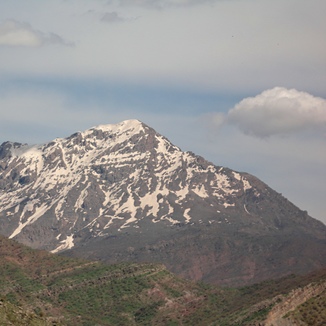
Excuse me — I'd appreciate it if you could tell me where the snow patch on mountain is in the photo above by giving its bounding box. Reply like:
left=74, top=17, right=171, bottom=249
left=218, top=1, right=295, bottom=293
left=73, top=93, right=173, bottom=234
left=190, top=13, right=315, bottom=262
left=51, top=234, right=75, bottom=253
left=9, top=202, right=49, bottom=239
left=0, top=119, right=259, bottom=252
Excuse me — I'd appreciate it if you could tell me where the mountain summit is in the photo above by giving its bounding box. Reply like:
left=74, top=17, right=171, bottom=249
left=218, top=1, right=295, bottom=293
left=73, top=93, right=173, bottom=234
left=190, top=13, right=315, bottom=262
left=0, top=119, right=325, bottom=285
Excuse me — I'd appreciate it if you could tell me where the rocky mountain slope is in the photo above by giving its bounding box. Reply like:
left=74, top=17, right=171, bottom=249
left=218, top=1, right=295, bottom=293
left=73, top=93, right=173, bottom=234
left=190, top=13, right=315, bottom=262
left=1, top=235, right=325, bottom=326
left=0, top=119, right=325, bottom=285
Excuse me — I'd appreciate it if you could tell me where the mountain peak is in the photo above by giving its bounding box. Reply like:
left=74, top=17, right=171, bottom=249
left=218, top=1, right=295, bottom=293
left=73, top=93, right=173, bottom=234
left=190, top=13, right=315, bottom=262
left=81, top=119, right=145, bottom=138
left=0, top=119, right=325, bottom=286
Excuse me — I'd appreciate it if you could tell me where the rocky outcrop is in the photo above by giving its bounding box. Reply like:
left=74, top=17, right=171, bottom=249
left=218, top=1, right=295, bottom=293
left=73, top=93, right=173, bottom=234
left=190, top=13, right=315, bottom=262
left=264, top=281, right=326, bottom=326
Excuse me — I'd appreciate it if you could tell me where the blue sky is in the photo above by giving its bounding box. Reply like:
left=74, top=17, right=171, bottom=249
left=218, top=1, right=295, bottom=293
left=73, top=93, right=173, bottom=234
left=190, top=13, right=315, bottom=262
left=0, top=0, right=325, bottom=223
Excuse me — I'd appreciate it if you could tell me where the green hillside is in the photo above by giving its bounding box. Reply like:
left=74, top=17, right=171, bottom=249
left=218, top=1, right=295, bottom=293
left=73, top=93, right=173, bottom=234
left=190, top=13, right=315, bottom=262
left=0, top=235, right=325, bottom=325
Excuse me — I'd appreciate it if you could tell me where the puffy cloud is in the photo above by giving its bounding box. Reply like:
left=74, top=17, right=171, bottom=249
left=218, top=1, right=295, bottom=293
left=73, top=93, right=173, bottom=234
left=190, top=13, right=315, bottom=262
left=0, top=20, right=72, bottom=47
left=224, top=88, right=326, bottom=138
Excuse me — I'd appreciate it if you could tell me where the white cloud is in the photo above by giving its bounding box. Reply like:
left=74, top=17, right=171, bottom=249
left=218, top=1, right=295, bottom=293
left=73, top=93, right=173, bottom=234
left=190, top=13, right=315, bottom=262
left=0, top=20, right=72, bottom=47
left=221, top=87, right=326, bottom=138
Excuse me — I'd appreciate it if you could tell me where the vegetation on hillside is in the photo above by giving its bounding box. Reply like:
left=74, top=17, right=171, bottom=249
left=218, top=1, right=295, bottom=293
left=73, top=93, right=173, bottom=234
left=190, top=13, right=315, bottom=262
left=0, top=235, right=325, bottom=325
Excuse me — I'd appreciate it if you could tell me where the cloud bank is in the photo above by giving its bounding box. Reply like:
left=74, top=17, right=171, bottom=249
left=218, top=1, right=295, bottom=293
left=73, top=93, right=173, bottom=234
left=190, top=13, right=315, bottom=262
left=218, top=88, right=326, bottom=138
left=0, top=20, right=72, bottom=47
left=0, top=1, right=325, bottom=94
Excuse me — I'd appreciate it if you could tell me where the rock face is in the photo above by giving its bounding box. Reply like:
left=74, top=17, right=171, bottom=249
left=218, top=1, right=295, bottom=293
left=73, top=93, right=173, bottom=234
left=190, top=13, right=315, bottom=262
left=0, top=119, right=325, bottom=286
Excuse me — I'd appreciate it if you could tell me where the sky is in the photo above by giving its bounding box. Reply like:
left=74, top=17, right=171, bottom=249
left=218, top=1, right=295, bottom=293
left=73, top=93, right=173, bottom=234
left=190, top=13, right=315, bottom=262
left=0, top=0, right=325, bottom=224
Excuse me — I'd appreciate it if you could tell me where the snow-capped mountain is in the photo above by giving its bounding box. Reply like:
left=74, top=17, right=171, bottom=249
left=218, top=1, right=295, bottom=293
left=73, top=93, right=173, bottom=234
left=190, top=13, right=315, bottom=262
left=0, top=119, right=325, bottom=285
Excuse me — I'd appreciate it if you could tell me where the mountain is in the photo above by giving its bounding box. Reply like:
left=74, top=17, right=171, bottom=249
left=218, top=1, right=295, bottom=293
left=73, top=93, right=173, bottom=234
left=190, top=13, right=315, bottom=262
left=1, top=234, right=325, bottom=326
left=0, top=119, right=325, bottom=286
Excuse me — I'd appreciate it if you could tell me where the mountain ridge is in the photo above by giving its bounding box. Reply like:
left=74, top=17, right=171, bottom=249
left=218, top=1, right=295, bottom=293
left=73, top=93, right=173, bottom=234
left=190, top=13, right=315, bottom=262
left=0, top=119, right=325, bottom=286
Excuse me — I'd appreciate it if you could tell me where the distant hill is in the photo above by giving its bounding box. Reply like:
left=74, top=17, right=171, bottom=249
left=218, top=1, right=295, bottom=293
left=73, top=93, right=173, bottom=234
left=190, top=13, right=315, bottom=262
left=0, top=119, right=325, bottom=286
left=0, top=235, right=325, bottom=325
